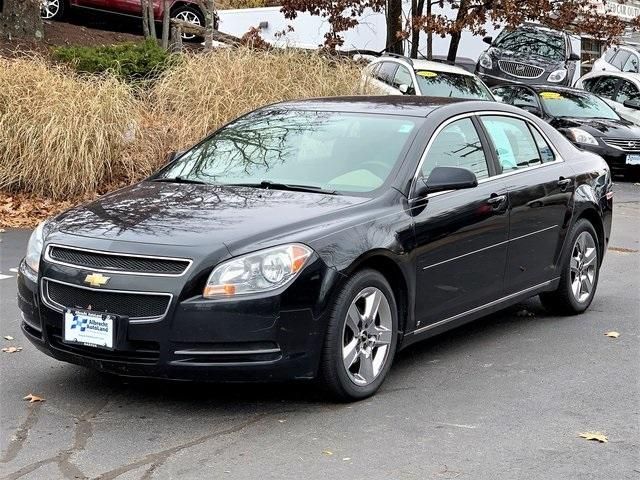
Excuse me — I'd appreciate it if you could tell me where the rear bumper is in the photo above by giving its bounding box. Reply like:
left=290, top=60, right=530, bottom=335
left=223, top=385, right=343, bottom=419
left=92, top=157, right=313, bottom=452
left=18, top=257, right=342, bottom=382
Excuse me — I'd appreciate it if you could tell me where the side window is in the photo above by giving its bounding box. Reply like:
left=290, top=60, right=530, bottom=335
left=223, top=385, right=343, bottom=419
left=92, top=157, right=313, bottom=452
left=480, top=116, right=542, bottom=171
left=529, top=128, right=555, bottom=163
left=582, top=78, right=599, bottom=92
left=421, top=118, right=489, bottom=180
left=623, top=53, right=639, bottom=73
left=604, top=47, right=618, bottom=63
left=377, top=62, right=399, bottom=85
left=368, top=63, right=381, bottom=77
left=611, top=50, right=631, bottom=70
left=392, top=65, right=414, bottom=93
left=491, top=86, right=512, bottom=102
left=616, top=80, right=640, bottom=103
left=592, top=77, right=619, bottom=99
left=510, top=87, right=540, bottom=114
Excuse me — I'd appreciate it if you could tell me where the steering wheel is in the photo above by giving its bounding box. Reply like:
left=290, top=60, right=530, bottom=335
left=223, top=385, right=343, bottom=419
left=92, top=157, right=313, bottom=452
left=359, top=160, right=389, bottom=179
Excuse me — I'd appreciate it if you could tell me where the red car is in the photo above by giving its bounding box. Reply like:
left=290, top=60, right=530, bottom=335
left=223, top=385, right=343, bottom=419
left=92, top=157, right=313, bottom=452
left=41, top=0, right=215, bottom=38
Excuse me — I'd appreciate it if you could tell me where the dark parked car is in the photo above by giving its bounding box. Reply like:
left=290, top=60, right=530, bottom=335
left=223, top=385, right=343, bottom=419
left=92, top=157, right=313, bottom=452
left=476, top=24, right=580, bottom=87
left=492, top=83, right=640, bottom=177
left=40, top=0, right=217, bottom=39
left=18, top=97, right=612, bottom=400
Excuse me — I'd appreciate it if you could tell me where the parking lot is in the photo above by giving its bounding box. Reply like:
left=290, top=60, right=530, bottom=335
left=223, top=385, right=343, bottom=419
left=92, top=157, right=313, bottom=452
left=0, top=181, right=638, bottom=480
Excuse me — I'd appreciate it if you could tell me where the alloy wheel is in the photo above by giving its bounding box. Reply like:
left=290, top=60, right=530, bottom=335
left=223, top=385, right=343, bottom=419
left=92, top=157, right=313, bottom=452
left=570, top=231, right=597, bottom=303
left=173, top=11, right=201, bottom=40
left=41, top=0, right=60, bottom=19
left=341, top=287, right=393, bottom=386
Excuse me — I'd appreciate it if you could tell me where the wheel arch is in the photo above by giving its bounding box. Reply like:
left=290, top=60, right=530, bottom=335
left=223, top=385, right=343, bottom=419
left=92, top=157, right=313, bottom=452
left=574, top=206, right=606, bottom=262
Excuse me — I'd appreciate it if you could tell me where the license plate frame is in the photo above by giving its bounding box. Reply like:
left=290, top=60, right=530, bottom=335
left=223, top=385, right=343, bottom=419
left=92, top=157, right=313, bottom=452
left=63, top=309, right=116, bottom=351
left=626, top=154, right=640, bottom=165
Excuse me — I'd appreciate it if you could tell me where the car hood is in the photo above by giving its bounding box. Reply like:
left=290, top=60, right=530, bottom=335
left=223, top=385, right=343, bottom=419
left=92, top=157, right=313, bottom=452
left=550, top=117, right=640, bottom=137
left=52, top=182, right=368, bottom=249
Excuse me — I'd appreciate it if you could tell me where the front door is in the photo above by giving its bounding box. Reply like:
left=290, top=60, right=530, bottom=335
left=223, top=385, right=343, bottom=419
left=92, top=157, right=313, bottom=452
left=412, top=117, right=510, bottom=328
left=478, top=114, right=574, bottom=294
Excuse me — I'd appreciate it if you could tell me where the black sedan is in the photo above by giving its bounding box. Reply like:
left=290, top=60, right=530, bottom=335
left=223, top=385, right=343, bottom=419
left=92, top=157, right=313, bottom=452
left=18, top=97, right=613, bottom=401
left=491, top=84, right=640, bottom=178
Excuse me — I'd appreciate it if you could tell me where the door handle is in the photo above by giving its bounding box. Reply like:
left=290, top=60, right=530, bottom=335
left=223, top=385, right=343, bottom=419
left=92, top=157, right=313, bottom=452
left=487, top=194, right=507, bottom=207
left=558, top=177, right=573, bottom=190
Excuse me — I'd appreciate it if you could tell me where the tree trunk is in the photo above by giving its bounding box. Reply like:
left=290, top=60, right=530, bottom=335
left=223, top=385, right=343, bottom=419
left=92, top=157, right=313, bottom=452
left=446, top=0, right=469, bottom=62
left=386, top=0, right=403, bottom=54
left=141, top=0, right=150, bottom=37
left=170, top=24, right=183, bottom=52
left=0, top=0, right=43, bottom=40
left=161, top=0, right=170, bottom=49
left=198, top=0, right=215, bottom=50
left=410, top=0, right=425, bottom=58
left=147, top=0, right=156, bottom=38
left=426, top=0, right=432, bottom=60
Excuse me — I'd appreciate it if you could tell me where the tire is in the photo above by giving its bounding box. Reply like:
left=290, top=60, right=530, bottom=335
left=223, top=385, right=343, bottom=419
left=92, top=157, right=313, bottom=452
left=41, top=0, right=65, bottom=20
left=170, top=5, right=204, bottom=42
left=540, top=219, right=601, bottom=315
left=318, top=269, right=398, bottom=401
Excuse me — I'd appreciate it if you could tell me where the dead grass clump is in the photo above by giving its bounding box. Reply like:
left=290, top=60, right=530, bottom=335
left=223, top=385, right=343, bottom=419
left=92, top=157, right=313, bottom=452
left=0, top=56, right=146, bottom=199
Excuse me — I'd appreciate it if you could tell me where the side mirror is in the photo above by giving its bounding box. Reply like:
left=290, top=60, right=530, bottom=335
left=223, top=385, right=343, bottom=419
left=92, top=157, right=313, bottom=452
left=415, top=166, right=478, bottom=197
left=568, top=52, right=580, bottom=61
left=483, top=36, right=493, bottom=45
left=623, top=98, right=640, bottom=110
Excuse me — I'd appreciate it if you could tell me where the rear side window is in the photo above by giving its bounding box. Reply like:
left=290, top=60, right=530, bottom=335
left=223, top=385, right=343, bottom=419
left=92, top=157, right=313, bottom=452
left=377, top=62, right=399, bottom=85
left=622, top=53, right=639, bottom=73
left=611, top=50, right=631, bottom=70
left=530, top=128, right=555, bottom=163
left=616, top=80, right=640, bottom=103
left=582, top=78, right=599, bottom=92
left=421, top=118, right=489, bottom=180
left=604, top=47, right=618, bottom=62
left=480, top=116, right=543, bottom=171
left=592, top=77, right=619, bottom=99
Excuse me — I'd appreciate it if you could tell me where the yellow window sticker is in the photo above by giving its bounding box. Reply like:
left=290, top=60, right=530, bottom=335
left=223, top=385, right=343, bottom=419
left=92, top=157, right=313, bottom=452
left=540, top=91, right=562, bottom=100
left=417, top=71, right=438, bottom=78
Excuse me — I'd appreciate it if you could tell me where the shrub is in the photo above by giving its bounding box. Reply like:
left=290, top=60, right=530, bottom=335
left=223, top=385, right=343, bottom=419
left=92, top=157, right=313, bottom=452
left=52, top=39, right=173, bottom=82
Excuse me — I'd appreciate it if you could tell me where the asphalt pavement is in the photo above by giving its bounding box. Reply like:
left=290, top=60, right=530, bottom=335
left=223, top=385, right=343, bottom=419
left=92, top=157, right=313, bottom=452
left=0, top=182, right=638, bottom=480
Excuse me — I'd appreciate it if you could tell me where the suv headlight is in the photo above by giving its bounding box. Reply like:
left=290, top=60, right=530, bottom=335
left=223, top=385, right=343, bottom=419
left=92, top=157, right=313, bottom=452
left=479, top=52, right=493, bottom=69
left=24, top=221, right=47, bottom=278
left=203, top=244, right=313, bottom=298
left=566, top=128, right=599, bottom=146
left=547, top=69, right=567, bottom=83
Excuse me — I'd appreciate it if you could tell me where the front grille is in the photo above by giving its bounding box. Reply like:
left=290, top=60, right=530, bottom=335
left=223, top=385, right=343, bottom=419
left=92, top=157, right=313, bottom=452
left=498, top=60, right=544, bottom=79
left=603, top=137, right=640, bottom=153
left=44, top=279, right=171, bottom=319
left=48, top=246, right=190, bottom=276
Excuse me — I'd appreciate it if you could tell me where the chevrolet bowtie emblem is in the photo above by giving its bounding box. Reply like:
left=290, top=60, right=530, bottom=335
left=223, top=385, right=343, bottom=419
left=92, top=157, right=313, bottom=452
left=84, top=273, right=110, bottom=287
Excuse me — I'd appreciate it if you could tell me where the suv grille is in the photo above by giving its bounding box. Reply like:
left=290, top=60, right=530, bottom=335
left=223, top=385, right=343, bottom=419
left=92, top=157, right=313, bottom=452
left=48, top=246, right=190, bottom=276
left=498, top=61, right=544, bottom=79
left=603, top=138, right=640, bottom=153
left=44, top=279, right=171, bottom=319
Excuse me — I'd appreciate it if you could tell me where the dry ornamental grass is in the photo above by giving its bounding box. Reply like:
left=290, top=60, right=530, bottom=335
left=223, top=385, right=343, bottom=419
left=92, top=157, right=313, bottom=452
left=0, top=48, right=370, bottom=225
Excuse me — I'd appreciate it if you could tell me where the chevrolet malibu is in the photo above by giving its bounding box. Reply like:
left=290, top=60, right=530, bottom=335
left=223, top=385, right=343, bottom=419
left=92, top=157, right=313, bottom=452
left=18, top=97, right=613, bottom=401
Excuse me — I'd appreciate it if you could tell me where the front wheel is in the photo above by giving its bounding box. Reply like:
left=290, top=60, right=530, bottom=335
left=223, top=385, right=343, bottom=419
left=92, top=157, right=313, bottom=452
left=540, top=219, right=600, bottom=315
left=170, top=5, right=204, bottom=41
left=318, top=269, right=398, bottom=401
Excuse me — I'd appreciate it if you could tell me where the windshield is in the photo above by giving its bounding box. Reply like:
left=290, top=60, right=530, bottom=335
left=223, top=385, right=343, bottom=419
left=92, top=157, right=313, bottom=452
left=154, top=110, right=420, bottom=194
left=414, top=71, right=493, bottom=100
left=538, top=91, right=619, bottom=119
left=494, top=28, right=565, bottom=61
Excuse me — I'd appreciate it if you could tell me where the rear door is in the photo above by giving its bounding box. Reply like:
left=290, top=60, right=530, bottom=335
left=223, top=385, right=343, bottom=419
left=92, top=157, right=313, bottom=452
left=478, top=114, right=574, bottom=294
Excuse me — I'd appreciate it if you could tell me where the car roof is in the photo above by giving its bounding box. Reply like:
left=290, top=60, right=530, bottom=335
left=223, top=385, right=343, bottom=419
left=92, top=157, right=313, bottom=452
left=264, top=96, right=523, bottom=118
left=373, top=56, right=474, bottom=76
left=581, top=71, right=640, bottom=82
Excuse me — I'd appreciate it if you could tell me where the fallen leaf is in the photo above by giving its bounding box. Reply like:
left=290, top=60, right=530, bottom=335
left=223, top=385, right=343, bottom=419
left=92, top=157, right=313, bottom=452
left=4, top=335, right=14, bottom=340
left=23, top=393, right=45, bottom=403
left=278, top=419, right=286, bottom=423
left=342, top=457, right=351, bottom=461
left=604, top=331, right=620, bottom=338
left=1, top=346, right=22, bottom=353
left=322, top=450, right=333, bottom=456
left=579, top=432, right=608, bottom=443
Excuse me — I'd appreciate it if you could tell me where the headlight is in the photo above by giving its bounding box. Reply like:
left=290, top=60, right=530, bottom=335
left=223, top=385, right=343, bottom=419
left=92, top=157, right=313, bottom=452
left=547, top=69, right=567, bottom=83
left=566, top=128, right=599, bottom=146
left=203, top=244, right=313, bottom=298
left=25, top=221, right=47, bottom=275
left=479, top=52, right=492, bottom=69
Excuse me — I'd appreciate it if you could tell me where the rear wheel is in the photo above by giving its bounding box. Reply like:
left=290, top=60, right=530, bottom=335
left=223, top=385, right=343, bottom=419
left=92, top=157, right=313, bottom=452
left=318, top=269, right=398, bottom=401
left=41, top=0, right=65, bottom=20
left=540, top=219, right=600, bottom=315
left=171, top=5, right=204, bottom=41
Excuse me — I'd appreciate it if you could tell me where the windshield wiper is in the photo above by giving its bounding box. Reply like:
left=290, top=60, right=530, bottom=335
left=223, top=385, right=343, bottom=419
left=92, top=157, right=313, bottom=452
left=151, top=176, right=209, bottom=185
left=225, top=180, right=336, bottom=195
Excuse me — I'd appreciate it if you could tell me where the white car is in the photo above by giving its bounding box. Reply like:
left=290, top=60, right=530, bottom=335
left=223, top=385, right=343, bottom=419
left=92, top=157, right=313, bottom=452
left=592, top=45, right=639, bottom=73
left=575, top=71, right=640, bottom=125
left=362, top=55, right=495, bottom=101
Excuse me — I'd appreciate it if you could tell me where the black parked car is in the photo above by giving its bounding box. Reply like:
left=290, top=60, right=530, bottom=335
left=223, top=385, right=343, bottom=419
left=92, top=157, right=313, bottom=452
left=476, top=24, right=580, bottom=87
left=18, top=97, right=612, bottom=401
left=492, top=84, right=640, bottom=177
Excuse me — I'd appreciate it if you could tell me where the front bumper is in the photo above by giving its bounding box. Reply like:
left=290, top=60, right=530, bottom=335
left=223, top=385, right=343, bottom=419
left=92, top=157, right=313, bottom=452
left=17, top=253, right=342, bottom=382
left=476, top=69, right=569, bottom=87
left=575, top=142, right=640, bottom=176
